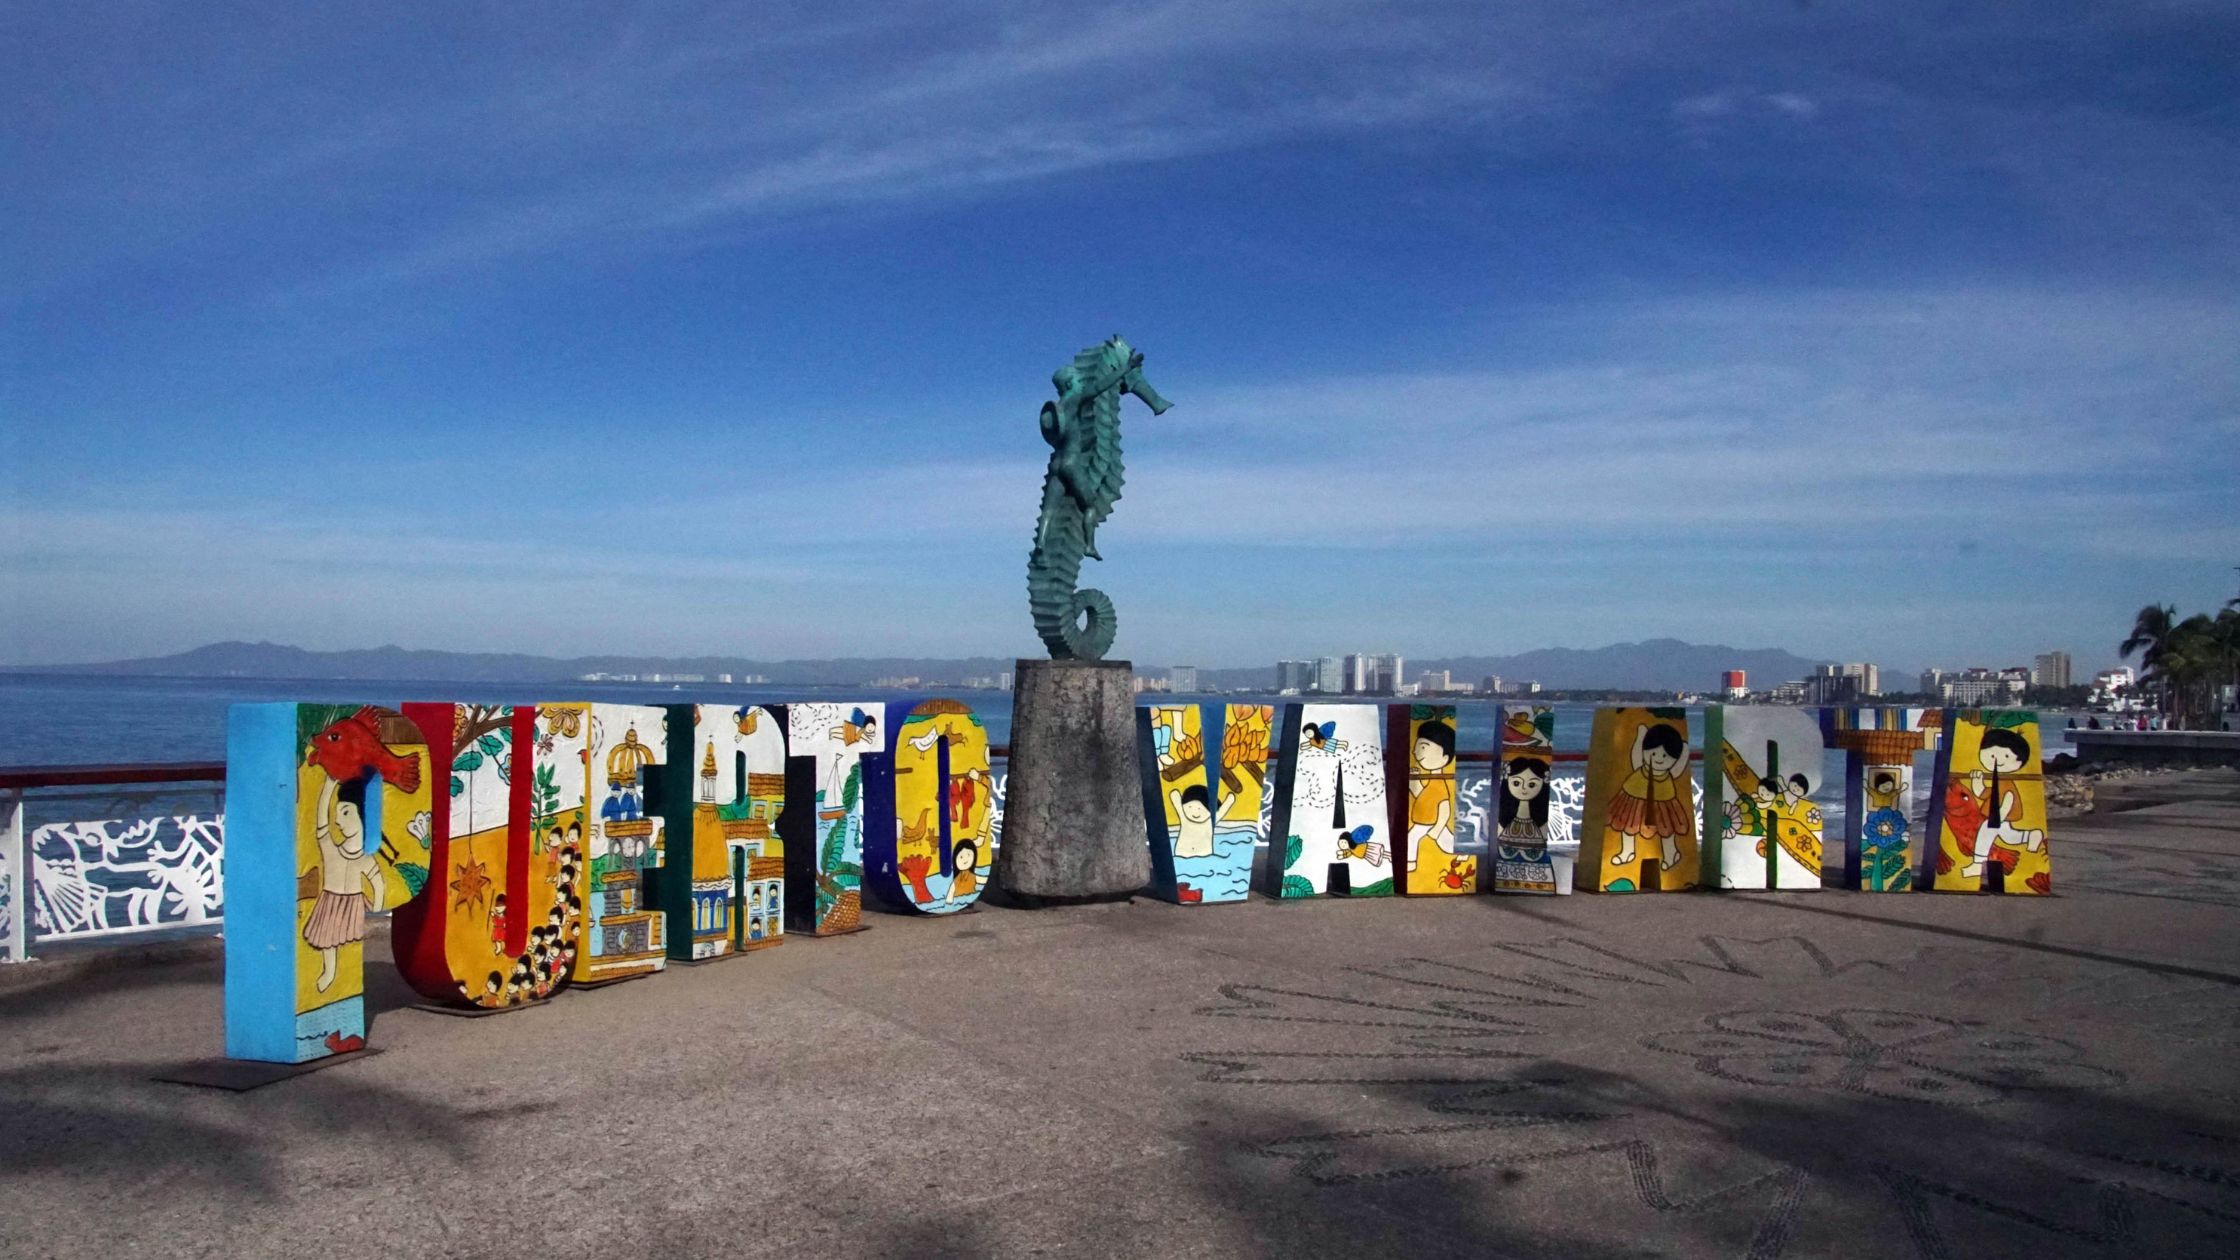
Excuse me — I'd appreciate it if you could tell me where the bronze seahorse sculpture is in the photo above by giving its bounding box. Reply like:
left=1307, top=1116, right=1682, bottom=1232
left=1027, top=336, right=1172, bottom=660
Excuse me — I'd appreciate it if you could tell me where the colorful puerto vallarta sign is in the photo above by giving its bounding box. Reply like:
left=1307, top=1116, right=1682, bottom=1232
left=221, top=697, right=2044, bottom=1065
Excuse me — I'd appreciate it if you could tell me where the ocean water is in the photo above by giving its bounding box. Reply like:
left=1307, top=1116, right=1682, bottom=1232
left=0, top=676, right=1621, bottom=766
left=0, top=675, right=1009, bottom=767
left=0, top=673, right=2082, bottom=827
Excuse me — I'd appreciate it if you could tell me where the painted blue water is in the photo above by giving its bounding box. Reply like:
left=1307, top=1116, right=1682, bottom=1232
left=1168, top=827, right=1259, bottom=902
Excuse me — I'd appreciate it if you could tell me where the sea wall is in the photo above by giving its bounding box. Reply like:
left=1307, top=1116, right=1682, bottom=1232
left=2068, top=729, right=2240, bottom=769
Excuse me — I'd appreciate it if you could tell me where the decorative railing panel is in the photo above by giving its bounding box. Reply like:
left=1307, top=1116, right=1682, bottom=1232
left=31, top=805, right=226, bottom=942
left=2, top=772, right=226, bottom=961
left=1, top=790, right=22, bottom=962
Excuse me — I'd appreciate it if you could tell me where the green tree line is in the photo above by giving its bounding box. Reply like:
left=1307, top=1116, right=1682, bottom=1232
left=2121, top=597, right=2240, bottom=729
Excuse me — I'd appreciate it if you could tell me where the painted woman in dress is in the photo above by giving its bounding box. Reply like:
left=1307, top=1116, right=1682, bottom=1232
left=1608, top=722, right=1690, bottom=870
left=1499, top=757, right=1551, bottom=842
left=305, top=773, right=387, bottom=993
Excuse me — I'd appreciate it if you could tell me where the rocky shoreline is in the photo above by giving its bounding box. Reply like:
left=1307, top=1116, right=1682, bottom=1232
left=2044, top=759, right=2209, bottom=817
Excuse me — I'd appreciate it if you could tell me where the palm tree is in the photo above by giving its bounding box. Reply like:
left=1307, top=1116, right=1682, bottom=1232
left=2168, top=614, right=2220, bottom=728
left=2212, top=607, right=2240, bottom=726
left=2120, top=603, right=2178, bottom=717
left=2134, top=610, right=2240, bottom=729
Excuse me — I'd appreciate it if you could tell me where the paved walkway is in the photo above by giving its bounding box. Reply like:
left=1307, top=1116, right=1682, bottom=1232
left=5, top=771, right=2240, bottom=1258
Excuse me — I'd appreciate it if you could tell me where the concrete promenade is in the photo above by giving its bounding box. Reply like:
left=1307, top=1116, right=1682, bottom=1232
left=5, top=772, right=2240, bottom=1258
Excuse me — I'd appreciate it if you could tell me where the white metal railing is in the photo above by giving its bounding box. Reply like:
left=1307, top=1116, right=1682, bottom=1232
left=2, top=782, right=227, bottom=961
left=1, top=788, right=23, bottom=962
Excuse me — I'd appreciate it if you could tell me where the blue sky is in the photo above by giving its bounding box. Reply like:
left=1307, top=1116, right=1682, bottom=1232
left=4, top=1, right=2237, bottom=677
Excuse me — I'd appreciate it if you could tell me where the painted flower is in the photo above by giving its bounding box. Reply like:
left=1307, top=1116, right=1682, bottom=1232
left=1643, top=1008, right=2118, bottom=1106
left=1862, top=808, right=1907, bottom=844
left=2027, top=871, right=2052, bottom=895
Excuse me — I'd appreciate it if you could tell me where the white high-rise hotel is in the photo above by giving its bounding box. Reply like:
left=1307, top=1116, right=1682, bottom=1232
left=1341, top=653, right=1404, bottom=695
left=1276, top=655, right=1404, bottom=694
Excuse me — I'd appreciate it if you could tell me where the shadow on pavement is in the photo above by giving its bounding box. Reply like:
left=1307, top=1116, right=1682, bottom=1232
left=1169, top=1050, right=2240, bottom=1257
left=1719, top=897, right=2240, bottom=987
left=0, top=1062, right=478, bottom=1201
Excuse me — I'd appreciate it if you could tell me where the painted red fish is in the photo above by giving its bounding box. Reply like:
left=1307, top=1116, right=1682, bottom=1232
left=306, top=707, right=422, bottom=793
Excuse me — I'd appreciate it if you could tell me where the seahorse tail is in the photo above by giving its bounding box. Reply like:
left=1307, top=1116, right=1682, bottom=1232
left=1027, top=508, right=1115, bottom=660
left=1027, top=551, right=1074, bottom=652
left=1060, top=588, right=1117, bottom=660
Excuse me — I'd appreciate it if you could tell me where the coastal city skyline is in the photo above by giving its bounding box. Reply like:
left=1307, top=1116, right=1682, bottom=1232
left=3, top=634, right=2108, bottom=707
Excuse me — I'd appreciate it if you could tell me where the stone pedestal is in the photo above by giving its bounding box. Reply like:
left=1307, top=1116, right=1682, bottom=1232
left=995, top=658, right=1150, bottom=901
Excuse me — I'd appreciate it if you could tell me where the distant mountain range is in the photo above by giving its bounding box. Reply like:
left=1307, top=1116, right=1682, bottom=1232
left=8, top=638, right=1832, bottom=694
left=3, top=641, right=1021, bottom=687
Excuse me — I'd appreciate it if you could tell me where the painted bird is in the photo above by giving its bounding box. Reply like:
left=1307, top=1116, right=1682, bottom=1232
left=306, top=707, right=422, bottom=793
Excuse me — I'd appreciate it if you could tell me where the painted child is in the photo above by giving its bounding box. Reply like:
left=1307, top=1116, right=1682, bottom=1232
left=1608, top=722, right=1691, bottom=870
left=1404, top=720, right=1457, bottom=873
left=828, top=708, right=879, bottom=784
left=1169, top=784, right=1216, bottom=859
left=1336, top=824, right=1388, bottom=868
left=1724, top=777, right=1775, bottom=853
left=1151, top=712, right=1177, bottom=769
left=1764, top=773, right=1824, bottom=874
left=304, top=773, right=389, bottom=993
left=951, top=840, right=982, bottom=901
left=1865, top=767, right=1906, bottom=813
left=1952, top=727, right=2046, bottom=879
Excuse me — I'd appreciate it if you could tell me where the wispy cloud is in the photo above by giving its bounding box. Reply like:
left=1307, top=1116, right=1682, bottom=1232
left=1672, top=92, right=1738, bottom=122
left=1671, top=88, right=1820, bottom=128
